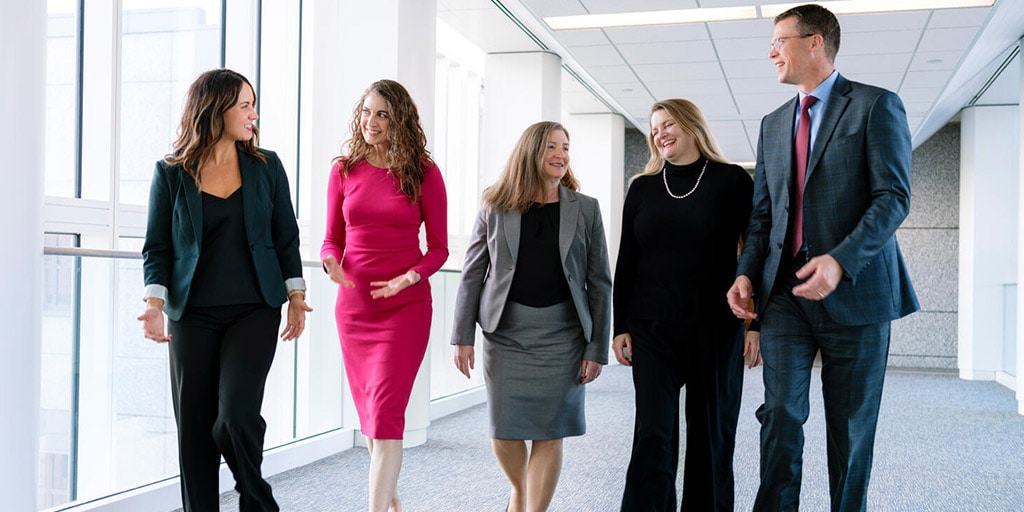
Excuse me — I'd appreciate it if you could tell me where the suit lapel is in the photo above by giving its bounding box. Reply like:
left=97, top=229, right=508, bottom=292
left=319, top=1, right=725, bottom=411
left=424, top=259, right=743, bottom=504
left=239, top=150, right=259, bottom=243
left=502, top=209, right=520, bottom=266
left=770, top=99, right=798, bottom=192
left=181, top=168, right=203, bottom=246
left=558, top=186, right=579, bottom=264
left=806, top=75, right=851, bottom=181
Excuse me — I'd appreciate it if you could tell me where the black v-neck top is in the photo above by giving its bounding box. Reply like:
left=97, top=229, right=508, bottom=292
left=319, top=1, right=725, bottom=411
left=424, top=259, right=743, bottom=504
left=187, top=188, right=264, bottom=307
left=508, top=201, right=571, bottom=307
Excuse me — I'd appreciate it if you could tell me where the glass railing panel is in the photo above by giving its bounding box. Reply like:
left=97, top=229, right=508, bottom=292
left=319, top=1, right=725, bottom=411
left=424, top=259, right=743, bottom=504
left=429, top=270, right=485, bottom=401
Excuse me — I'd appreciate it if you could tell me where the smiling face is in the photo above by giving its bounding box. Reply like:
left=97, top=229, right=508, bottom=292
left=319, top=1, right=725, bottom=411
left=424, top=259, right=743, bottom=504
left=541, top=129, right=570, bottom=182
left=770, top=16, right=831, bottom=93
left=360, top=91, right=391, bottom=150
left=221, top=83, right=258, bottom=143
left=650, top=108, right=698, bottom=165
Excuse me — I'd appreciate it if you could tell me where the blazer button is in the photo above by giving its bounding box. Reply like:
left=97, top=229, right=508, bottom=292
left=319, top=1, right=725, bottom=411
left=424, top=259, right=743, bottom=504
left=249, top=244, right=255, bottom=251
left=777, top=242, right=783, bottom=249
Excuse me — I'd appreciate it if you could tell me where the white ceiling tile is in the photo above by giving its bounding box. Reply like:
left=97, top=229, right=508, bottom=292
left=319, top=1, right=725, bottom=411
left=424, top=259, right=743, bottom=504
left=841, top=29, right=921, bottom=57
left=646, top=78, right=730, bottom=98
left=438, top=8, right=540, bottom=53
left=917, top=27, right=981, bottom=53
left=836, top=11, right=929, bottom=33
left=721, top=58, right=776, bottom=79
left=597, top=79, right=647, bottom=94
left=835, top=53, right=913, bottom=74
left=709, top=19, right=774, bottom=40
left=728, top=76, right=791, bottom=94
left=844, top=72, right=902, bottom=92
left=616, top=40, right=717, bottom=65
left=713, top=37, right=772, bottom=62
left=928, top=7, right=990, bottom=29
left=908, top=51, right=963, bottom=71
left=632, top=61, right=724, bottom=82
left=585, top=64, right=637, bottom=82
left=604, top=24, right=708, bottom=44
left=903, top=70, right=955, bottom=89
left=566, top=44, right=627, bottom=66
left=736, top=92, right=796, bottom=118
left=519, top=0, right=587, bottom=17
left=557, top=29, right=610, bottom=47
left=899, top=89, right=942, bottom=115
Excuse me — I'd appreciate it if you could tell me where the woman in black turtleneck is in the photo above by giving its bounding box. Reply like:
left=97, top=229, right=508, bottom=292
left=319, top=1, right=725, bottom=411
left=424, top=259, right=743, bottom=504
left=613, top=98, right=759, bottom=512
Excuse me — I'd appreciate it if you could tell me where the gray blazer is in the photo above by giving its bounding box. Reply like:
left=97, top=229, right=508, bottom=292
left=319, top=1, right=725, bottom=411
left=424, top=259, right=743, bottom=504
left=737, top=73, right=919, bottom=325
left=451, top=186, right=612, bottom=364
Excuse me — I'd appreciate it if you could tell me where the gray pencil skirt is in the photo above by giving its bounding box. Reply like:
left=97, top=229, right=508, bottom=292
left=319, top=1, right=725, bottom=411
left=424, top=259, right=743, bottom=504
left=482, top=300, right=587, bottom=440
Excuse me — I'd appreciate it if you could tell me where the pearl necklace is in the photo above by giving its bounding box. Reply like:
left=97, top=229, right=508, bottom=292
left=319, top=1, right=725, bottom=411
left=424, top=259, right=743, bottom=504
left=662, top=158, right=708, bottom=199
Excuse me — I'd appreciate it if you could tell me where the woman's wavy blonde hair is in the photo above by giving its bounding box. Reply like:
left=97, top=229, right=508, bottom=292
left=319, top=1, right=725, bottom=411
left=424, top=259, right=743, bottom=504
left=165, top=69, right=264, bottom=186
left=634, top=98, right=726, bottom=181
left=335, top=79, right=432, bottom=203
left=482, top=121, right=579, bottom=213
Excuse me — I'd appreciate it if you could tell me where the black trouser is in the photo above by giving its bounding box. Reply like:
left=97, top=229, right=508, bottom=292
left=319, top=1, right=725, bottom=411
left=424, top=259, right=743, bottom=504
left=168, top=303, right=281, bottom=512
left=620, top=318, right=744, bottom=512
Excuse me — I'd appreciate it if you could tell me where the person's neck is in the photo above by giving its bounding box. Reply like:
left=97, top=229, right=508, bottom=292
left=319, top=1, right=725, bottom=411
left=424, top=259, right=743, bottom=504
left=666, top=150, right=701, bottom=167
left=798, top=66, right=835, bottom=95
left=206, top=140, right=238, bottom=166
left=534, top=182, right=560, bottom=203
left=366, top=146, right=389, bottom=168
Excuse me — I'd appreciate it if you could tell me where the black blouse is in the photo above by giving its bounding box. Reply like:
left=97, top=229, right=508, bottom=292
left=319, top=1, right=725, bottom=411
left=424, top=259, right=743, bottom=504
left=187, top=188, right=265, bottom=307
left=508, top=201, right=571, bottom=307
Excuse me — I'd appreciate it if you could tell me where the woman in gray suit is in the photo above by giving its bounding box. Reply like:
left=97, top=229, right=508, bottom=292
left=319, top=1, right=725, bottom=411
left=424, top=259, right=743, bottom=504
left=452, top=121, right=612, bottom=512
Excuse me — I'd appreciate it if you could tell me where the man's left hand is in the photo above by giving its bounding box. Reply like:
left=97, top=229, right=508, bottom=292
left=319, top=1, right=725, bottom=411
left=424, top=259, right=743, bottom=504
left=792, top=254, right=843, bottom=301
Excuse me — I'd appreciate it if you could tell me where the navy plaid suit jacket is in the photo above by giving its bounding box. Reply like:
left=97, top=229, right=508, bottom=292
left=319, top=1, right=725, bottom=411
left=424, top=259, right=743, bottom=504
left=737, top=74, right=919, bottom=326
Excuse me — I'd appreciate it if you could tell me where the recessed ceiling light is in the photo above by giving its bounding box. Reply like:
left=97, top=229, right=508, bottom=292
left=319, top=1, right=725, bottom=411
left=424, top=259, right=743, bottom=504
left=927, top=58, right=944, bottom=64
left=623, top=88, right=634, bottom=92
left=759, top=0, right=995, bottom=18
left=544, top=6, right=758, bottom=31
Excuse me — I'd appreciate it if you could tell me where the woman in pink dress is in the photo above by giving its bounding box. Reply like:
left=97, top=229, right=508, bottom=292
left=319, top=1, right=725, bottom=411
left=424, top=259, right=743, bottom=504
left=320, top=79, right=448, bottom=512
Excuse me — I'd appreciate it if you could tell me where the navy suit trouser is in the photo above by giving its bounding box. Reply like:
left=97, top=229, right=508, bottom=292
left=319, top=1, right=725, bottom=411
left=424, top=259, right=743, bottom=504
left=620, top=318, right=744, bottom=512
left=168, top=303, right=281, bottom=512
left=754, top=259, right=890, bottom=512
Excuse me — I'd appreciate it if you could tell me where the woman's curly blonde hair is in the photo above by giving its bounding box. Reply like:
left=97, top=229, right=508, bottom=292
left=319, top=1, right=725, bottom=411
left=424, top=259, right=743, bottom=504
left=335, top=79, right=432, bottom=203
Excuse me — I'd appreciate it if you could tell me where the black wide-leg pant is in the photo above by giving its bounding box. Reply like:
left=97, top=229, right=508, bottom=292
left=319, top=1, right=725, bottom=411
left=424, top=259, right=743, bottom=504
left=620, top=318, right=744, bottom=512
left=168, top=303, right=281, bottom=512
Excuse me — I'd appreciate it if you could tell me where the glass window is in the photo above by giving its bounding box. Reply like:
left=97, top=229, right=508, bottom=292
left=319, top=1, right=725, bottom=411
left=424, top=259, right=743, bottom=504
left=118, top=1, right=223, bottom=206
left=39, top=233, right=80, bottom=508
left=46, top=0, right=80, bottom=198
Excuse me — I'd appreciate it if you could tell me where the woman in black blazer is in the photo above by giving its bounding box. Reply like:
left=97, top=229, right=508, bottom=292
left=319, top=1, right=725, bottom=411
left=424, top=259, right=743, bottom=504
left=138, top=69, right=311, bottom=512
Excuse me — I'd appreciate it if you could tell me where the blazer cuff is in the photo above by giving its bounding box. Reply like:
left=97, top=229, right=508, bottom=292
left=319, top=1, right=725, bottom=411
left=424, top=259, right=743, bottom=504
left=142, top=284, right=168, bottom=303
left=285, top=277, right=306, bottom=294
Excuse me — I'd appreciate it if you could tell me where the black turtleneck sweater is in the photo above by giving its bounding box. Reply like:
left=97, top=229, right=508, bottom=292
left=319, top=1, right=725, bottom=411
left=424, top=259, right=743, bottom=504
left=613, top=157, right=753, bottom=334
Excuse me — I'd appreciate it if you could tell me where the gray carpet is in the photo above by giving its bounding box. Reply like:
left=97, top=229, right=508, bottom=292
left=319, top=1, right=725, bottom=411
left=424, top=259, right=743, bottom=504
left=206, top=365, right=1024, bottom=511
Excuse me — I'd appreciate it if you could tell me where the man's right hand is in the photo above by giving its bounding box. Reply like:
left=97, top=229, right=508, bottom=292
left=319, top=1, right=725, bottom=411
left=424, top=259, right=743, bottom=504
left=727, top=276, right=757, bottom=320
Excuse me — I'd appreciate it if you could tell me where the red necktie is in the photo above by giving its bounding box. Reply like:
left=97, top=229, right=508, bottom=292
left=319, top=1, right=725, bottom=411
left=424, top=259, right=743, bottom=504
left=791, top=95, right=817, bottom=256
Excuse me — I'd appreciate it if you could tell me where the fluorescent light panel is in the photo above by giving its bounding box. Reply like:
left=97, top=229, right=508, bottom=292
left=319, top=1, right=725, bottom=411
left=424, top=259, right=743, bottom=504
left=760, top=0, right=995, bottom=18
left=544, top=0, right=995, bottom=30
left=544, top=7, right=758, bottom=31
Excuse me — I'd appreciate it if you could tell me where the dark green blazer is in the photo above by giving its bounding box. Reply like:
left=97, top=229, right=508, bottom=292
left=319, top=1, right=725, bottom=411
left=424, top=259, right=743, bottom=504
left=142, top=148, right=305, bottom=321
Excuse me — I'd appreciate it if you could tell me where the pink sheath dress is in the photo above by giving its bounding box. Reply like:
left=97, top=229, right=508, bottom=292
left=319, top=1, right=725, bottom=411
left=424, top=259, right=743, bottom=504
left=321, top=159, right=448, bottom=439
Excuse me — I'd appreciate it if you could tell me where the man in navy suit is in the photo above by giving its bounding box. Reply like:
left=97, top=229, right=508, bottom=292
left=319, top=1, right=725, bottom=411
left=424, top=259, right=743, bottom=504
left=727, top=4, right=919, bottom=511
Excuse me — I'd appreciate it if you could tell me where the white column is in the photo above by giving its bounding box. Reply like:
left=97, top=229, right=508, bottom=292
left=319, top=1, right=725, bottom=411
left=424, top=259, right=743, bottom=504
left=318, top=0, right=437, bottom=447
left=1017, top=41, right=1024, bottom=415
left=565, top=113, right=625, bottom=262
left=480, top=52, right=562, bottom=187
left=0, top=1, right=45, bottom=509
left=960, top=106, right=1019, bottom=384
left=565, top=113, right=625, bottom=363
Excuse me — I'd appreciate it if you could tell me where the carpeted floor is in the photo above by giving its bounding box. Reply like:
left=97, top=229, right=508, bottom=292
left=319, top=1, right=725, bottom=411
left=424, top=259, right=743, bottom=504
left=203, top=365, right=1024, bottom=511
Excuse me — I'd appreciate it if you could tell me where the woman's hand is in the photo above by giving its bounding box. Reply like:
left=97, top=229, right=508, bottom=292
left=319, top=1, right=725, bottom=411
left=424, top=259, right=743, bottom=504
left=281, top=292, right=313, bottom=341
left=612, top=333, right=633, bottom=366
left=370, top=270, right=419, bottom=299
left=744, top=330, right=762, bottom=369
left=454, top=344, right=475, bottom=379
left=580, top=359, right=603, bottom=384
left=137, top=300, right=171, bottom=343
left=323, top=255, right=354, bottom=288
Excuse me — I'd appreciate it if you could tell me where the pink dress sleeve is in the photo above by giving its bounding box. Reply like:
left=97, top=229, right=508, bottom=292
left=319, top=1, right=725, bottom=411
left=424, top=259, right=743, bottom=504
left=320, top=161, right=347, bottom=264
left=410, top=162, right=449, bottom=278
